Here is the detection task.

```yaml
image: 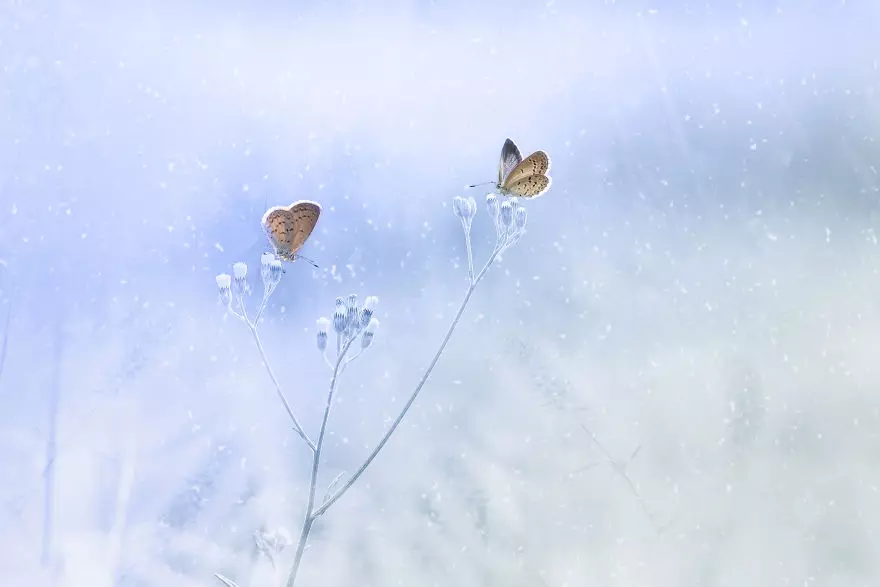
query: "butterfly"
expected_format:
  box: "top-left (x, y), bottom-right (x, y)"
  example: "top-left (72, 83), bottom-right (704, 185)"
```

top-left (469, 138), bottom-right (552, 198)
top-left (261, 200), bottom-right (321, 267)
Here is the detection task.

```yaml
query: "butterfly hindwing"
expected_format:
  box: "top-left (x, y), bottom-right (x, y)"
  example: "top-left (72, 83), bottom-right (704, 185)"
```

top-left (498, 138), bottom-right (523, 185)
top-left (501, 150), bottom-right (551, 188)
top-left (505, 174), bottom-right (551, 198)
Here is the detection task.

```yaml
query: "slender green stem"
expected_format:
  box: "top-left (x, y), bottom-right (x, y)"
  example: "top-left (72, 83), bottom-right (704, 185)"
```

top-left (313, 249), bottom-right (500, 519)
top-left (286, 336), bottom-right (356, 587)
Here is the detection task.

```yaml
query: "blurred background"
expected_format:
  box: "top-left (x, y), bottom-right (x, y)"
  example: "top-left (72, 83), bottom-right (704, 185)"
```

top-left (2, 0), bottom-right (880, 585)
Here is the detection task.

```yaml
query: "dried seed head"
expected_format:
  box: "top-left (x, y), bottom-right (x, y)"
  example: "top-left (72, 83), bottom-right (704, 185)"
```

top-left (233, 262), bottom-right (248, 280)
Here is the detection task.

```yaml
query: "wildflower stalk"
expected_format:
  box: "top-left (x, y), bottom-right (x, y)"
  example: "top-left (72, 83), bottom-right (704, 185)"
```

top-left (215, 193), bottom-right (529, 587)
top-left (286, 334), bottom-right (358, 587)
top-left (313, 246), bottom-right (499, 519)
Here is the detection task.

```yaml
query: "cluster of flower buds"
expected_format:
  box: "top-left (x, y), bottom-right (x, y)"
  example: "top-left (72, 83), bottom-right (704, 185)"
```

top-left (485, 194), bottom-right (527, 243)
top-left (317, 293), bottom-right (380, 355)
top-left (216, 261), bottom-right (251, 305)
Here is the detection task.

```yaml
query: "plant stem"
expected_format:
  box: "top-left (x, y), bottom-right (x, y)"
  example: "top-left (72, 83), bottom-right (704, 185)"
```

top-left (312, 249), bottom-right (499, 519)
top-left (248, 324), bottom-right (316, 452)
top-left (286, 336), bottom-right (356, 587)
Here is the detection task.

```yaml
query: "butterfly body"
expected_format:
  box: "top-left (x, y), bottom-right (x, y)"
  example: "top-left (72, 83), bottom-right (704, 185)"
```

top-left (493, 138), bottom-right (552, 198)
top-left (261, 200), bottom-right (321, 263)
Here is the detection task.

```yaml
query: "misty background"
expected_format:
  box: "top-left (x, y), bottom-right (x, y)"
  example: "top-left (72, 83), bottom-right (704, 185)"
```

top-left (2, 0), bottom-right (880, 585)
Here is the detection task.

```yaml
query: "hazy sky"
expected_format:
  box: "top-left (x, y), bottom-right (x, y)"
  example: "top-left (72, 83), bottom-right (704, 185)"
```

top-left (2, 1), bottom-right (880, 586)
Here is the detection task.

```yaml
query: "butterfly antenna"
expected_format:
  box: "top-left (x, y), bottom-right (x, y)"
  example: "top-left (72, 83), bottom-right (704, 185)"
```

top-left (297, 254), bottom-right (320, 269)
top-left (467, 181), bottom-right (495, 188)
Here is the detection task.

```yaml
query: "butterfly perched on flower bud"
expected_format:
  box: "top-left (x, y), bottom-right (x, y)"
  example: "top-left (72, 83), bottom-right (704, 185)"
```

top-left (261, 200), bottom-right (321, 267)
top-left (469, 138), bottom-right (552, 198)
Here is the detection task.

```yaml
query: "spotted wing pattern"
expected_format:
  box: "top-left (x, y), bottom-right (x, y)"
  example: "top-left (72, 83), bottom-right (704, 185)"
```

top-left (262, 200), bottom-right (321, 262)
top-left (501, 150), bottom-right (551, 189)
top-left (504, 174), bottom-right (552, 198)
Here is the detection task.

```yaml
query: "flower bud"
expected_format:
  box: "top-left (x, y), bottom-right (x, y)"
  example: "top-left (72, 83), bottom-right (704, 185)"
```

top-left (486, 194), bottom-right (499, 218)
top-left (500, 201), bottom-right (514, 227)
top-left (346, 293), bottom-right (359, 327)
top-left (216, 273), bottom-right (232, 292)
top-left (465, 196), bottom-right (477, 220)
top-left (216, 273), bottom-right (232, 303)
top-left (361, 295), bottom-right (379, 327)
top-left (452, 196), bottom-right (466, 219)
top-left (232, 261), bottom-right (250, 294)
top-left (333, 305), bottom-right (347, 334)
top-left (361, 317), bottom-right (379, 348)
top-left (316, 317), bottom-right (331, 352)
top-left (268, 259), bottom-right (283, 286)
top-left (514, 206), bottom-right (527, 231)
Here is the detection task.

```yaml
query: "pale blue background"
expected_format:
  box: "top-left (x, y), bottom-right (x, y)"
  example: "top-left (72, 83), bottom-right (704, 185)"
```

top-left (2, 1), bottom-right (880, 585)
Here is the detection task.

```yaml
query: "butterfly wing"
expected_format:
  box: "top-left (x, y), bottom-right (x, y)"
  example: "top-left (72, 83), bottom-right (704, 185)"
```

top-left (261, 200), bottom-right (321, 262)
top-left (502, 150), bottom-right (551, 189)
top-left (285, 200), bottom-right (322, 258)
top-left (498, 138), bottom-right (523, 185)
top-left (504, 174), bottom-right (552, 198)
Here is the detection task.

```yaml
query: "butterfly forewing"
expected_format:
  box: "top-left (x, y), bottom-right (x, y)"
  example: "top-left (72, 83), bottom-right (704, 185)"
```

top-left (262, 200), bottom-right (321, 262)
top-left (505, 174), bottom-right (551, 198)
top-left (498, 138), bottom-right (523, 185)
top-left (501, 150), bottom-right (551, 188)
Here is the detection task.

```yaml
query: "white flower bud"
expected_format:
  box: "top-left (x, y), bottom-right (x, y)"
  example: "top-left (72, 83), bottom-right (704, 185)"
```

top-left (361, 317), bottom-right (379, 348)
top-left (465, 196), bottom-right (477, 220)
top-left (486, 194), bottom-right (499, 218)
top-left (452, 196), bottom-right (466, 219)
top-left (268, 259), bottom-right (283, 286)
top-left (316, 317), bottom-right (330, 351)
top-left (233, 262), bottom-right (247, 280)
top-left (363, 296), bottom-right (379, 312)
top-left (360, 295), bottom-right (379, 327)
top-left (500, 201), bottom-right (514, 227)
top-left (514, 206), bottom-right (527, 231)
top-left (333, 306), bottom-right (347, 334)
top-left (216, 273), bottom-right (232, 304)
top-left (216, 273), bottom-right (232, 292)
top-left (261, 253), bottom-right (283, 289)
top-left (346, 293), bottom-right (359, 327)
